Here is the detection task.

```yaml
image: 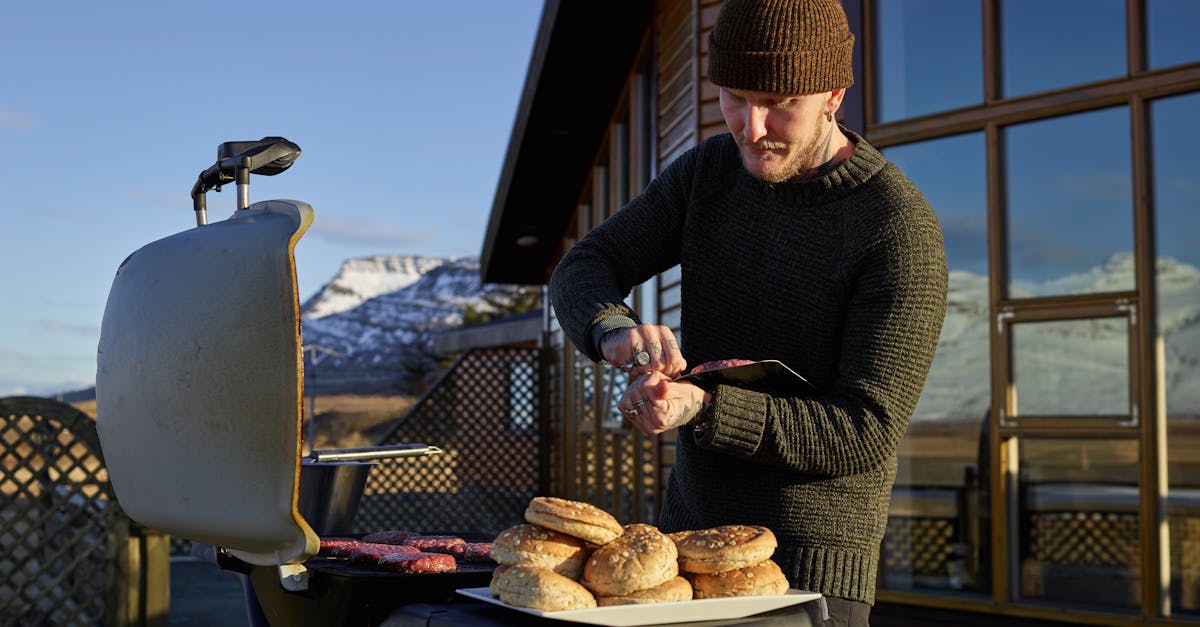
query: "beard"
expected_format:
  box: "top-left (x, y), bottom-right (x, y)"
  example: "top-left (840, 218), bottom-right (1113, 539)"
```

top-left (737, 112), bottom-right (830, 183)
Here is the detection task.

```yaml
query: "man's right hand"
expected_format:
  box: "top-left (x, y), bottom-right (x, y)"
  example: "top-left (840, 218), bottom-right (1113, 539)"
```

top-left (600, 324), bottom-right (687, 379)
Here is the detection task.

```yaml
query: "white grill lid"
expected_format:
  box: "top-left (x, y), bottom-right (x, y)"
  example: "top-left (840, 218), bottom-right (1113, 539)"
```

top-left (97, 199), bottom-right (318, 567)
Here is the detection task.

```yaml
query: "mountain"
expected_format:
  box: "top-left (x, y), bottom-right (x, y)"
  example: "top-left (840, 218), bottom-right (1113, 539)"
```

top-left (298, 255), bottom-right (537, 394)
top-left (914, 253), bottom-right (1200, 422)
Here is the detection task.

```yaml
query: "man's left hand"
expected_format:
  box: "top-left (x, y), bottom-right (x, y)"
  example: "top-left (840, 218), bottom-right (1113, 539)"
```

top-left (619, 373), bottom-right (710, 436)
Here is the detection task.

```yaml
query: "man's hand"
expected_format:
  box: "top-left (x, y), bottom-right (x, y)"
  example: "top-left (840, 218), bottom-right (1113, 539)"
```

top-left (618, 372), bottom-right (710, 436)
top-left (600, 324), bottom-right (687, 378)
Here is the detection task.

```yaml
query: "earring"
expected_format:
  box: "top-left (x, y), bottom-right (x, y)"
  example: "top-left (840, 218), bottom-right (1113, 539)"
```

top-left (825, 110), bottom-right (833, 122)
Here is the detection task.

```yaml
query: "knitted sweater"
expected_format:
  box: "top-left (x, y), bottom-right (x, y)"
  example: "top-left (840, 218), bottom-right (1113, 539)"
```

top-left (548, 129), bottom-right (948, 604)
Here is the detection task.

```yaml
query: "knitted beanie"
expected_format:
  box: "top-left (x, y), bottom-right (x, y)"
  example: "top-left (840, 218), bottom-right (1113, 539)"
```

top-left (708, 0), bottom-right (855, 95)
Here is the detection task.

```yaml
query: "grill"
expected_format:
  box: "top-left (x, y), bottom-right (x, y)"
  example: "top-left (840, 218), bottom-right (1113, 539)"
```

top-left (94, 138), bottom-right (496, 627)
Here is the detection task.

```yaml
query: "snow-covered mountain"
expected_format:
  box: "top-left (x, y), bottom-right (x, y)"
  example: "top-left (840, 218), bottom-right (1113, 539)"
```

top-left (914, 253), bottom-right (1200, 422)
top-left (298, 255), bottom-right (536, 394)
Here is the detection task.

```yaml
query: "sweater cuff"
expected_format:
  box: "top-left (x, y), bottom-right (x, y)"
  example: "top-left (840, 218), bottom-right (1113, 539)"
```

top-left (590, 315), bottom-right (638, 359)
top-left (696, 385), bottom-right (766, 455)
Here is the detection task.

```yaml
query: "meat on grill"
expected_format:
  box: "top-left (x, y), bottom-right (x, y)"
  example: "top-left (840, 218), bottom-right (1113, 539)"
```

top-left (403, 535), bottom-right (467, 554)
top-left (361, 530), bottom-right (421, 545)
top-left (450, 542), bottom-right (496, 563)
top-left (377, 551), bottom-right (458, 573)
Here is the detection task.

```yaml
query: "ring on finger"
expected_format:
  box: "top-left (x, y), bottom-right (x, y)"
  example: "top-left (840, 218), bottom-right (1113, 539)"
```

top-left (631, 398), bottom-right (649, 408)
top-left (622, 408), bottom-right (640, 416)
top-left (620, 350), bottom-right (651, 372)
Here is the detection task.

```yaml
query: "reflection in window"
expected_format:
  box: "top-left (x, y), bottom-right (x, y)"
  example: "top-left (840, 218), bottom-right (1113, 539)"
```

top-left (873, 0), bottom-right (982, 122)
top-left (1010, 318), bottom-right (1129, 417)
top-left (1003, 107), bottom-right (1133, 297)
top-left (1017, 438), bottom-right (1140, 610)
top-left (1147, 0), bottom-right (1200, 70)
top-left (1152, 91), bottom-right (1200, 616)
top-left (1000, 0), bottom-right (1124, 98)
top-left (880, 133), bottom-right (990, 596)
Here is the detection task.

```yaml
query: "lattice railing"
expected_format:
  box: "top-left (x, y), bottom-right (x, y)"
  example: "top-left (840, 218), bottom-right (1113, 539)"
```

top-left (0, 397), bottom-right (121, 627)
top-left (354, 347), bottom-right (542, 535)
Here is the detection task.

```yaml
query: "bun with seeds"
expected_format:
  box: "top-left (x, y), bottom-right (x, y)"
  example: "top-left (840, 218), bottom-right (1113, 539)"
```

top-left (580, 523), bottom-right (679, 596)
top-left (525, 496), bottom-right (623, 545)
top-left (690, 559), bottom-right (790, 598)
top-left (596, 575), bottom-right (692, 606)
top-left (674, 525), bottom-right (777, 574)
top-left (493, 564), bottom-right (597, 611)
top-left (490, 523), bottom-right (589, 579)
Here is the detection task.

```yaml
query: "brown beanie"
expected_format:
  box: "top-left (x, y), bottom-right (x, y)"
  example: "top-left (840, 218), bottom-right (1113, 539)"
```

top-left (708, 0), bottom-right (855, 95)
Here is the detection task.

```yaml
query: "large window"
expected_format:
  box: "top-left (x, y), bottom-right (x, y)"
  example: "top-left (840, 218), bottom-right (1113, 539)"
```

top-left (863, 0), bottom-right (1199, 621)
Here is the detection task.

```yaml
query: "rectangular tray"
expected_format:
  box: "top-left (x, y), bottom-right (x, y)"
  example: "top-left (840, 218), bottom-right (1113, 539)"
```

top-left (455, 586), bottom-right (822, 626)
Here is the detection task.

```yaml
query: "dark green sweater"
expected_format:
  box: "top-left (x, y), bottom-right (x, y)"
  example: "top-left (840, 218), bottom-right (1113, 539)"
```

top-left (548, 129), bottom-right (948, 604)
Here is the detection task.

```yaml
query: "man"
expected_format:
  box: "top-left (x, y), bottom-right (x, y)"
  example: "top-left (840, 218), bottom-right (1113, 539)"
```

top-left (548, 0), bottom-right (947, 624)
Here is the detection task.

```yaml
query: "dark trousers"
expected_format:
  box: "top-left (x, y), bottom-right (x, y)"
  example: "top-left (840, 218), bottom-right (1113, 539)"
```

top-left (805, 596), bottom-right (873, 627)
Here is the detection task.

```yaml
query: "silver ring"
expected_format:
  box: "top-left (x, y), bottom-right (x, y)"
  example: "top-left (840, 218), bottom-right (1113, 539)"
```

top-left (631, 398), bottom-right (649, 408)
top-left (620, 350), bottom-right (651, 372)
top-left (622, 408), bottom-right (640, 416)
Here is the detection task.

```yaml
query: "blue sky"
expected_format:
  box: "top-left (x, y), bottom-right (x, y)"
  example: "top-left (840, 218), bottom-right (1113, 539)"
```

top-left (0, 1), bottom-right (543, 396)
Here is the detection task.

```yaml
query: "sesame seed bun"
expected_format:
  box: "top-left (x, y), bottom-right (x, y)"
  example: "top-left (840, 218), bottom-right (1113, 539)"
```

top-left (493, 564), bottom-right (597, 611)
top-left (525, 496), bottom-right (623, 546)
top-left (596, 576), bottom-right (693, 606)
top-left (581, 523), bottom-right (679, 596)
top-left (690, 559), bottom-right (790, 598)
top-left (490, 524), bottom-right (589, 579)
top-left (674, 525), bottom-right (778, 574)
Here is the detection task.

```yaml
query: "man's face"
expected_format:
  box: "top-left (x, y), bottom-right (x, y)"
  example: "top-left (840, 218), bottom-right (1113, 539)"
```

top-left (718, 87), bottom-right (832, 183)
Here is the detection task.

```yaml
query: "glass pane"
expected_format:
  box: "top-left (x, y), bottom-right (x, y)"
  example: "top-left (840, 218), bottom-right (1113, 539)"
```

top-left (1017, 438), bottom-right (1140, 610)
top-left (1152, 91), bottom-right (1200, 617)
top-left (1000, 0), bottom-right (1125, 98)
top-left (1004, 107), bottom-right (1133, 297)
top-left (874, 0), bottom-right (983, 122)
top-left (1147, 0), bottom-right (1200, 70)
top-left (881, 133), bottom-right (991, 596)
top-left (1011, 318), bottom-right (1129, 416)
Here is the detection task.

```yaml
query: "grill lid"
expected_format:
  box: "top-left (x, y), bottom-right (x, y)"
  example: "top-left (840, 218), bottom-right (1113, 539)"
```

top-left (97, 199), bottom-right (317, 567)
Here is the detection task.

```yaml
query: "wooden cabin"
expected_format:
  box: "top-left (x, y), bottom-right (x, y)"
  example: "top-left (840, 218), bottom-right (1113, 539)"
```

top-left (480, 1), bottom-right (1200, 624)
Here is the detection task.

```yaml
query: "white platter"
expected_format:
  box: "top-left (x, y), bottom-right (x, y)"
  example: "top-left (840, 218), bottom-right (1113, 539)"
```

top-left (455, 587), bottom-right (822, 626)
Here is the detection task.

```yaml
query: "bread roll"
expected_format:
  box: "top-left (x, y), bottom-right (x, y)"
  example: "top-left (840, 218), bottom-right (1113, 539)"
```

top-left (581, 523), bottom-right (679, 596)
top-left (525, 496), bottom-right (623, 545)
top-left (493, 564), bottom-right (597, 611)
top-left (674, 525), bottom-right (777, 574)
top-left (490, 524), bottom-right (589, 579)
top-left (690, 559), bottom-right (790, 598)
top-left (596, 576), bottom-right (692, 606)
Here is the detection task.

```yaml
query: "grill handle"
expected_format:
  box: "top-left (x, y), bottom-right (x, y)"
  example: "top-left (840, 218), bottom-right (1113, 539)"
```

top-left (308, 443), bottom-right (443, 463)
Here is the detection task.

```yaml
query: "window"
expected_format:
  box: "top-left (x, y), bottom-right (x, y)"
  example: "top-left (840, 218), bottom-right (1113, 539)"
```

top-left (1016, 438), bottom-right (1140, 610)
top-left (881, 133), bottom-right (990, 596)
top-left (1003, 107), bottom-right (1133, 298)
top-left (1147, 0), bottom-right (1200, 70)
top-left (1000, 0), bottom-right (1125, 98)
top-left (1010, 318), bottom-right (1130, 417)
top-left (873, 0), bottom-right (982, 122)
top-left (1152, 91), bottom-right (1200, 617)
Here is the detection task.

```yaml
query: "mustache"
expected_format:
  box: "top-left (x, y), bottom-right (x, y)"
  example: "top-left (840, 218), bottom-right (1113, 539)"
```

top-left (744, 138), bottom-right (788, 150)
